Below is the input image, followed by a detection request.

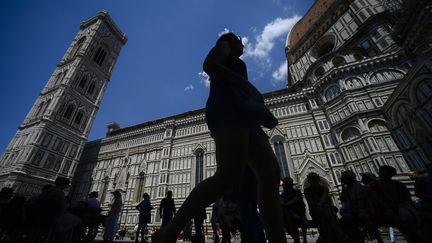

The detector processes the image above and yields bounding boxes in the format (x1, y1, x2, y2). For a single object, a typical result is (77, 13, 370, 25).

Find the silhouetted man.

(304, 172, 352, 243)
(39, 177, 81, 243)
(159, 190, 176, 227)
(340, 170, 383, 243)
(136, 192, 153, 243)
(85, 191, 101, 242)
(371, 165, 423, 242)
(280, 177, 307, 243)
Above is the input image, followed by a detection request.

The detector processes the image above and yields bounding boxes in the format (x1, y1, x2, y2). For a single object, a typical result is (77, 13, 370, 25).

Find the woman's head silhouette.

(217, 32, 244, 57)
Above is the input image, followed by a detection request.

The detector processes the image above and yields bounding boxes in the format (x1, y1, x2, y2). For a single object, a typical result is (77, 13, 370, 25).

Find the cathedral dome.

(286, 0, 337, 49)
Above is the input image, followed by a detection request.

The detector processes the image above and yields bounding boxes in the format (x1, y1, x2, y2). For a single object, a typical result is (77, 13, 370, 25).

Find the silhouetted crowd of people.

(0, 166, 431, 243)
(0, 177, 107, 243)
(197, 164, 431, 243)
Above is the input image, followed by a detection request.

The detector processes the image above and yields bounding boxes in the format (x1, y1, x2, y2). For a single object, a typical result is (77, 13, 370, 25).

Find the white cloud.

(198, 71, 210, 88)
(241, 36, 249, 46)
(218, 28, 231, 37)
(184, 84, 194, 91)
(213, 16, 300, 85)
(244, 15, 301, 61)
(272, 60, 288, 83)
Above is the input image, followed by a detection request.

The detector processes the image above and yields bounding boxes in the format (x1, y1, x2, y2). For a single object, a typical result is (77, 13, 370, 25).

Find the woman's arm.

(203, 41, 248, 84)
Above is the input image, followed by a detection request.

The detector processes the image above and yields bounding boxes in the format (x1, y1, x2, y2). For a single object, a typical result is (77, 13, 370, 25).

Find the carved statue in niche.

(105, 160, 113, 178)
(139, 159, 147, 174)
(115, 158, 129, 192)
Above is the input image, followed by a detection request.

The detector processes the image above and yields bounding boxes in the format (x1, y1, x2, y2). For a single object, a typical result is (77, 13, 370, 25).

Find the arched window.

(345, 78, 362, 89)
(64, 104, 75, 120)
(43, 154, 55, 169)
(31, 150, 44, 166)
(341, 127, 361, 141)
(87, 82, 96, 95)
(369, 70, 404, 84)
(324, 85, 340, 101)
(74, 111, 84, 125)
(195, 150, 204, 184)
(332, 56, 346, 67)
(312, 35, 335, 59)
(61, 160, 71, 175)
(78, 76, 88, 88)
(274, 141, 290, 178)
(93, 47, 107, 66)
(53, 157, 62, 172)
(315, 66, 325, 77)
(136, 172, 145, 202)
(353, 50, 365, 61)
(368, 120, 387, 132)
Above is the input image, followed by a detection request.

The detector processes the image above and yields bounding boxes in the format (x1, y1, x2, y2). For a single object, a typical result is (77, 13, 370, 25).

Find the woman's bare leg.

(247, 134, 287, 243)
(152, 126, 248, 242)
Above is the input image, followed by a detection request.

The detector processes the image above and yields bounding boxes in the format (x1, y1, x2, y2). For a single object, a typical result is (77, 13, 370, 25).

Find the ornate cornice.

(80, 10, 128, 45)
(308, 50, 407, 90)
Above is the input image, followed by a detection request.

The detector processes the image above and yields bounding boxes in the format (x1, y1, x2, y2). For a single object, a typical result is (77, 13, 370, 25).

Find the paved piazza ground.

(93, 233, 408, 242)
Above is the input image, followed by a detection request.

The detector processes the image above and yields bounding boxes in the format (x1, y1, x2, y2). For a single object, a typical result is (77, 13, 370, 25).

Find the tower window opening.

(93, 47, 107, 66)
(78, 76, 88, 88)
(195, 151, 204, 184)
(64, 104, 75, 120)
(74, 111, 84, 125)
(87, 83, 96, 95)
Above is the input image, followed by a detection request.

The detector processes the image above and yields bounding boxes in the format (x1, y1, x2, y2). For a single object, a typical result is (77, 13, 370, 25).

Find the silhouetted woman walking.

(103, 190, 122, 243)
(152, 32, 287, 243)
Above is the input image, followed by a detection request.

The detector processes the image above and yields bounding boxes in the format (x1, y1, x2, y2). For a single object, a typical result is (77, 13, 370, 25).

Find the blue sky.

(0, 0, 313, 152)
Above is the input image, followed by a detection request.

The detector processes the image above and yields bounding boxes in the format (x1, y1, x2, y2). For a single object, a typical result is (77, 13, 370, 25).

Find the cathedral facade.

(1, 0, 429, 230)
(71, 0, 432, 228)
(0, 11, 127, 196)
